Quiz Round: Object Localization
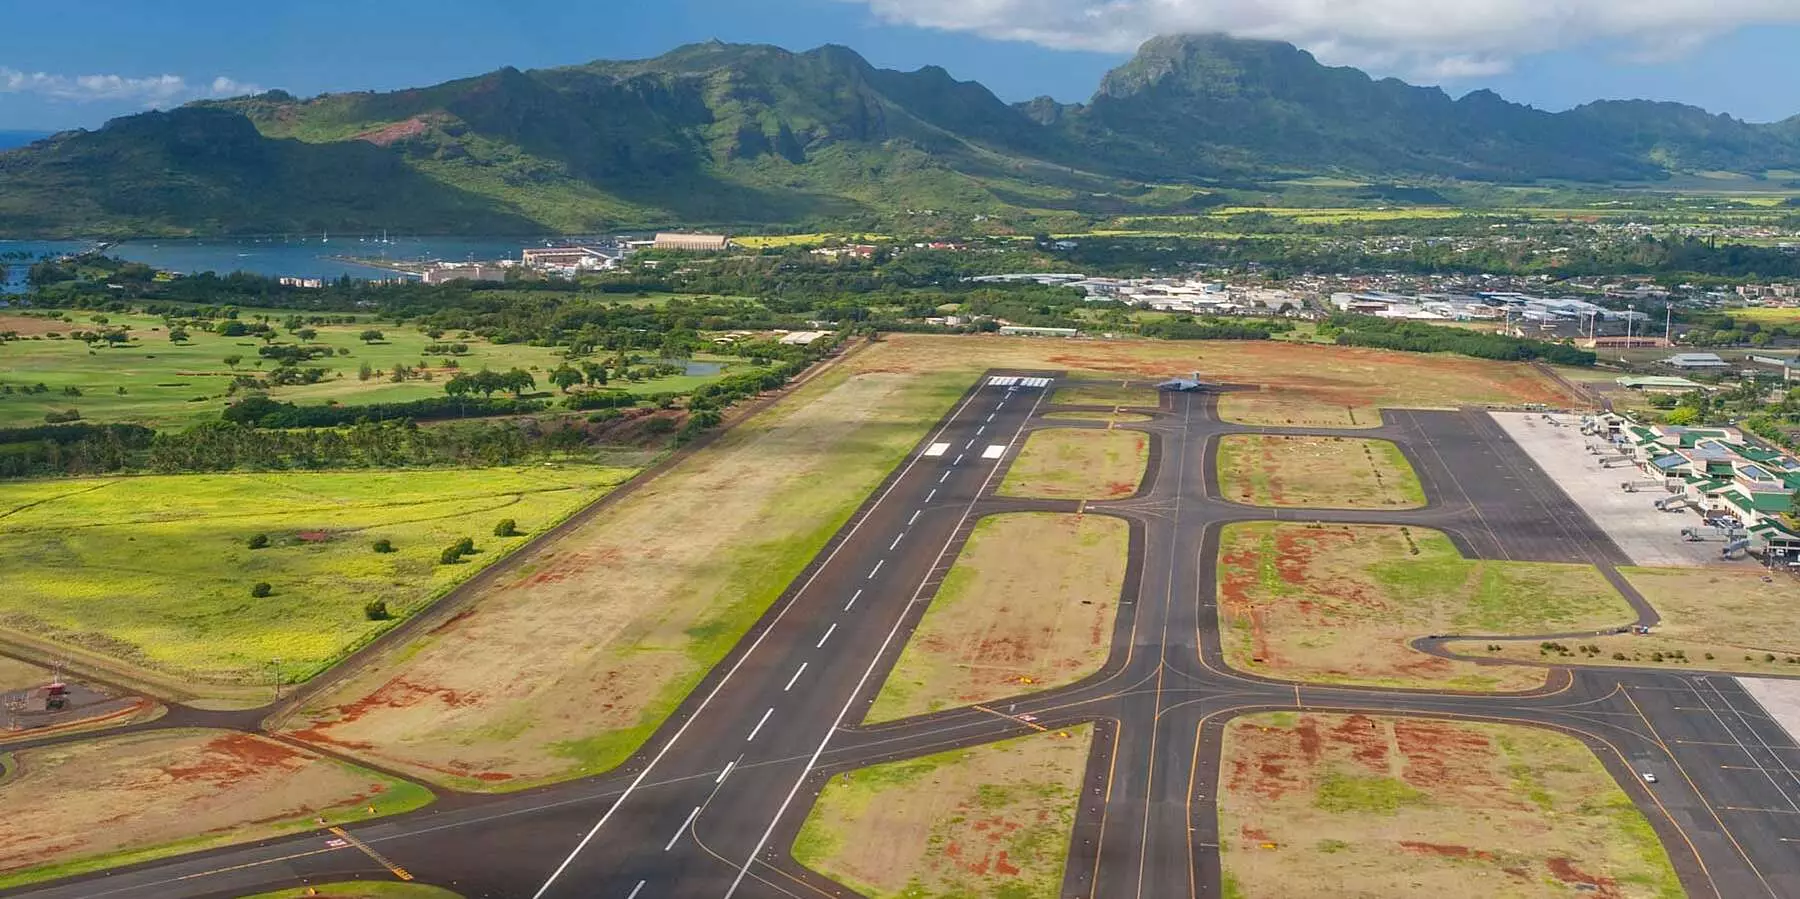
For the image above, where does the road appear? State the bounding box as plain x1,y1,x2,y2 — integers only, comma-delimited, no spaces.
7,372,1800,899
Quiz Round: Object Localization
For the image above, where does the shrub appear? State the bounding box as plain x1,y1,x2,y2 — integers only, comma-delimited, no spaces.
1612,652,1627,661
251,582,272,598
364,600,391,621
440,537,476,565
247,534,270,550
494,518,520,537
372,538,394,553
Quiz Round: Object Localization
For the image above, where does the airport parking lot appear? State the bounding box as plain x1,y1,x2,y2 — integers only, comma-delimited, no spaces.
1489,411,1753,568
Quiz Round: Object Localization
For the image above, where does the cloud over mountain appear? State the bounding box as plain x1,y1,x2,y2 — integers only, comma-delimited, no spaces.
0,68,259,105
847,0,1800,78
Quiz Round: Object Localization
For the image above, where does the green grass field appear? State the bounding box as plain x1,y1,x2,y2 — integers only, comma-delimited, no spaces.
0,465,635,700
0,311,754,429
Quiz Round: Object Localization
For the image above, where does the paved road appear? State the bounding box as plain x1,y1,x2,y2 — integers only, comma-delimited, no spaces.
8,374,1800,899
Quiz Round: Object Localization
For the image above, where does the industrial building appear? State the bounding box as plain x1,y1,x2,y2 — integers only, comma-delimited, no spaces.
421,264,507,285
653,233,732,252
1664,352,1731,371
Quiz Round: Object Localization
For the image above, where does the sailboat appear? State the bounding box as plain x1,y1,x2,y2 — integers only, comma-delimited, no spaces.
321,230,329,245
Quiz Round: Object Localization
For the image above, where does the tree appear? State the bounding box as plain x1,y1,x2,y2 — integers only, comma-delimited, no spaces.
364,599,391,621
1665,407,1701,427
251,582,273,597
296,328,318,342
359,329,385,344
550,365,583,393
168,327,190,343
581,361,608,386
372,538,395,553
358,362,374,382
247,533,270,549
494,518,520,537
503,368,536,396
223,355,242,369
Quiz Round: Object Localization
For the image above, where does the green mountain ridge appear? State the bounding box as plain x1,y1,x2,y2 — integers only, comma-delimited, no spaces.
4,34,1800,237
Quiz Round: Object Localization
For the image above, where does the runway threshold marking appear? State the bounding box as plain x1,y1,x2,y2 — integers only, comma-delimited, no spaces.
746,708,774,742
326,827,412,881
981,444,1006,460
972,704,1048,732
923,442,950,458
784,663,808,691
664,806,701,851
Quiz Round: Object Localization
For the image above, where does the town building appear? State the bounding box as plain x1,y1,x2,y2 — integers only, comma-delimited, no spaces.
421,264,507,285
1663,352,1731,371
521,246,618,273
653,233,732,252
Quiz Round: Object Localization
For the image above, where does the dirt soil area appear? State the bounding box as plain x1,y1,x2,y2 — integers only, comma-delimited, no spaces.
239,883,462,899
999,428,1149,501
867,513,1129,722
0,729,430,889
794,726,1092,899
1448,567,1800,676
1042,410,1153,424
1052,382,1163,408
278,363,976,790
1218,712,1682,899
0,315,75,338
0,656,49,693
1217,435,1425,509
1216,523,1634,691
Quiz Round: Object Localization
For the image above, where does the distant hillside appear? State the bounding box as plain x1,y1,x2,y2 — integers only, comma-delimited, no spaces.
3,35,1799,236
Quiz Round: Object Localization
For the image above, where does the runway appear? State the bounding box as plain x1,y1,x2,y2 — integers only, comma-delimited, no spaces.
7,373,1800,899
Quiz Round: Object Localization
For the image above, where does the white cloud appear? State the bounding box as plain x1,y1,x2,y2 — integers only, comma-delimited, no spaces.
0,68,261,105
844,0,1800,79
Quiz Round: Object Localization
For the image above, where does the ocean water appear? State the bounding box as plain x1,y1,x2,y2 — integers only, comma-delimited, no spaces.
2,235,611,292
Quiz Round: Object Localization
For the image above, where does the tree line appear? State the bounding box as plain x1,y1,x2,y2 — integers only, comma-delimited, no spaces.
1324,315,1598,366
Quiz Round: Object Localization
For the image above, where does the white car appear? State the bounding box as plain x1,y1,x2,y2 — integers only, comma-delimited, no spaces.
1641,772,1658,784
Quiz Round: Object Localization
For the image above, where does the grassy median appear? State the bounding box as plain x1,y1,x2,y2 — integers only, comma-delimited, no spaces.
1219,712,1682,899
794,727,1091,898
1217,434,1424,509
999,428,1149,500
868,513,1128,722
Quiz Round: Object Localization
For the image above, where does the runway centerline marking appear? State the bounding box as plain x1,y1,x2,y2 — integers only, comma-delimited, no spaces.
626,882,646,899
784,663,808,692
746,708,774,742
925,488,937,503
889,534,904,551
523,378,996,899
908,510,921,526
976,425,985,436
987,413,995,422
844,589,863,612
953,453,964,465
665,807,701,851
868,560,884,579
817,623,838,649
716,756,742,785
939,472,950,484
723,376,1053,899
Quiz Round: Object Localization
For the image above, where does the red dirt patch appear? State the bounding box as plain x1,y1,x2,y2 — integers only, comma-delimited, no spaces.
1393,719,1505,796
355,117,429,146
1548,857,1622,899
160,733,306,783
1399,841,1497,862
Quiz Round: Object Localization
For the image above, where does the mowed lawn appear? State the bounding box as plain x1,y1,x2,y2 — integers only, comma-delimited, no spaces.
999,428,1149,500
0,312,752,428
0,466,634,699
867,513,1128,722
0,728,432,890
1216,435,1425,509
1447,567,1800,676
1216,523,1634,691
794,727,1092,899
1219,712,1682,899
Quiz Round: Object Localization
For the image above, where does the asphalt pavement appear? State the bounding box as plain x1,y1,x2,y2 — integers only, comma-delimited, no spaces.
8,374,1800,899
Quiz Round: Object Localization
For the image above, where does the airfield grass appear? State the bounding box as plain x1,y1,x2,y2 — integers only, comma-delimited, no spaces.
1217,435,1425,509
0,466,634,702
1042,410,1153,424
1216,523,1634,691
0,311,752,429
0,728,433,890
999,428,1149,501
793,726,1091,899
1447,567,1800,675
276,361,979,790
867,513,1128,723
1218,393,1382,429
1219,712,1682,899
1052,382,1162,408
1720,306,1800,325
239,885,463,899
266,336,1577,790
0,655,48,693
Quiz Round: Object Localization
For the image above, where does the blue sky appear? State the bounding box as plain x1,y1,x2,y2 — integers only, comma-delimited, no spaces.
3,0,1799,131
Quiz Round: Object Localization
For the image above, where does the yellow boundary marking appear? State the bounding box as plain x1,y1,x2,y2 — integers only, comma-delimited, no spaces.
327,826,413,881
